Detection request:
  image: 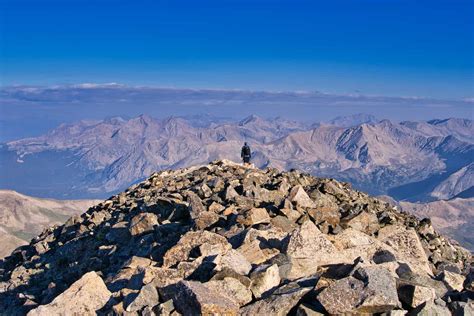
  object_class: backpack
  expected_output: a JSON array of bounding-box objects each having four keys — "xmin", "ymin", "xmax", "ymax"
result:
[{"xmin": 242, "ymin": 145, "xmax": 251, "ymax": 157}]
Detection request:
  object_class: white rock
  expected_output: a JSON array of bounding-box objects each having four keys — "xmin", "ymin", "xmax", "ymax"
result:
[
  {"xmin": 206, "ymin": 277, "xmax": 252, "ymax": 306},
  {"xmin": 250, "ymin": 264, "xmax": 281, "ymax": 298},
  {"xmin": 289, "ymin": 186, "xmax": 316, "ymax": 208},
  {"xmin": 27, "ymin": 272, "xmax": 111, "ymax": 316}
]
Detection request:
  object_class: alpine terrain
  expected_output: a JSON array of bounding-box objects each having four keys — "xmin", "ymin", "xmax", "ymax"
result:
[
  {"xmin": 1, "ymin": 161, "xmax": 473, "ymax": 315},
  {"xmin": 2, "ymin": 115, "xmax": 472, "ymax": 203}
]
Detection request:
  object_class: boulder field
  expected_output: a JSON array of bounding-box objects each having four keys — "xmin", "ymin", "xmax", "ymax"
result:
[{"xmin": 0, "ymin": 160, "xmax": 473, "ymax": 315}]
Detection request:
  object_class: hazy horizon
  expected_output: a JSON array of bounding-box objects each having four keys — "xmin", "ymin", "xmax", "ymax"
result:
[{"xmin": 1, "ymin": 83, "xmax": 472, "ymax": 142}]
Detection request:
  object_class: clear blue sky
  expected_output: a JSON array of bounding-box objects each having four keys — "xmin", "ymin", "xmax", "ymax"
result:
[{"xmin": 0, "ymin": 0, "xmax": 473, "ymax": 98}]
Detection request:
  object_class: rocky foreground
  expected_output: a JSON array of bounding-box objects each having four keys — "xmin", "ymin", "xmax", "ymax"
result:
[{"xmin": 0, "ymin": 160, "xmax": 473, "ymax": 315}]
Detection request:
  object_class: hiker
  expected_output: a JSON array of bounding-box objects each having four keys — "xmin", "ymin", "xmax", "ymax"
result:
[{"xmin": 241, "ymin": 142, "xmax": 251, "ymax": 164}]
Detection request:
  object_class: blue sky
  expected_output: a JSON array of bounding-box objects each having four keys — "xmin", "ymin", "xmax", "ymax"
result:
[{"xmin": 0, "ymin": 0, "xmax": 473, "ymax": 98}]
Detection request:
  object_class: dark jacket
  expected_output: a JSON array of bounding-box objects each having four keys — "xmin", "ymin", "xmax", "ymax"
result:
[{"xmin": 241, "ymin": 145, "xmax": 251, "ymax": 158}]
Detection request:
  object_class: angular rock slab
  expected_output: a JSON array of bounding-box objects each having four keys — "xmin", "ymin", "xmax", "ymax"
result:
[
  {"xmin": 377, "ymin": 225, "xmax": 432, "ymax": 276},
  {"xmin": 163, "ymin": 231, "xmax": 231, "ymax": 267},
  {"xmin": 354, "ymin": 266, "xmax": 401, "ymax": 313},
  {"xmin": 206, "ymin": 277, "xmax": 252, "ymax": 306},
  {"xmin": 125, "ymin": 282, "xmax": 159, "ymax": 312},
  {"xmin": 282, "ymin": 220, "xmax": 336, "ymax": 279},
  {"xmin": 168, "ymin": 281, "xmax": 239, "ymax": 316},
  {"xmin": 412, "ymin": 300, "xmax": 451, "ymax": 316},
  {"xmin": 27, "ymin": 271, "xmax": 111, "ymax": 316},
  {"xmin": 307, "ymin": 190, "xmax": 340, "ymax": 227},
  {"xmin": 317, "ymin": 276, "xmax": 365, "ymax": 314},
  {"xmin": 212, "ymin": 249, "xmax": 252, "ymax": 276},
  {"xmin": 396, "ymin": 265, "xmax": 449, "ymax": 299},
  {"xmin": 241, "ymin": 208, "xmax": 271, "ymax": 226},
  {"xmin": 341, "ymin": 211, "xmax": 379, "ymax": 235},
  {"xmin": 235, "ymin": 227, "xmax": 286, "ymax": 265},
  {"xmin": 194, "ymin": 211, "xmax": 220, "ymax": 230},
  {"xmin": 129, "ymin": 212, "xmax": 159, "ymax": 236},
  {"xmin": 289, "ymin": 185, "xmax": 316, "ymax": 209},
  {"xmin": 250, "ymin": 264, "xmax": 281, "ymax": 298},
  {"xmin": 397, "ymin": 283, "xmax": 436, "ymax": 309},
  {"xmin": 107, "ymin": 256, "xmax": 153, "ymax": 291},
  {"xmin": 241, "ymin": 286, "xmax": 311, "ymax": 316},
  {"xmin": 440, "ymin": 270, "xmax": 464, "ymax": 292}
]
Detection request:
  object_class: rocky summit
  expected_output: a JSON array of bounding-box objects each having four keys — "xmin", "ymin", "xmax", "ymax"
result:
[{"xmin": 1, "ymin": 160, "xmax": 473, "ymax": 316}]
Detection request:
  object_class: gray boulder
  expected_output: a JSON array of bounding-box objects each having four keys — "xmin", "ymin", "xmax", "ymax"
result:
[
  {"xmin": 241, "ymin": 285, "xmax": 311, "ymax": 316},
  {"xmin": 125, "ymin": 283, "xmax": 159, "ymax": 312},
  {"xmin": 250, "ymin": 264, "xmax": 281, "ymax": 298},
  {"xmin": 353, "ymin": 266, "xmax": 401, "ymax": 313},
  {"xmin": 167, "ymin": 281, "xmax": 239, "ymax": 316},
  {"xmin": 27, "ymin": 272, "xmax": 111, "ymax": 316},
  {"xmin": 398, "ymin": 283, "xmax": 436, "ymax": 309},
  {"xmin": 282, "ymin": 220, "xmax": 336, "ymax": 279},
  {"xmin": 317, "ymin": 277, "xmax": 366, "ymax": 314},
  {"xmin": 129, "ymin": 213, "xmax": 159, "ymax": 236},
  {"xmin": 206, "ymin": 277, "xmax": 252, "ymax": 306}
]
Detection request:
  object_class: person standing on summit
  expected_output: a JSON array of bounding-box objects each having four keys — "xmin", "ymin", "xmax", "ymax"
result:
[{"xmin": 241, "ymin": 142, "xmax": 251, "ymax": 165}]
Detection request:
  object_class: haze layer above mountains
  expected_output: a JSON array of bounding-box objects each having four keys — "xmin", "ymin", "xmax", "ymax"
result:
[
  {"xmin": 1, "ymin": 114, "xmax": 472, "ymax": 203},
  {"xmin": 1, "ymin": 85, "xmax": 473, "ymax": 142}
]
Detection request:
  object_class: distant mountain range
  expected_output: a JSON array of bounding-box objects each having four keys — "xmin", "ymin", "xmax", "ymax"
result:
[
  {"xmin": 0, "ymin": 190, "xmax": 99, "ymax": 258},
  {"xmin": 1, "ymin": 114, "xmax": 472, "ymax": 201}
]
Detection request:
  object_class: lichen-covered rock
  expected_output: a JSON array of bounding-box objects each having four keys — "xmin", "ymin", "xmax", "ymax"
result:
[
  {"xmin": 212, "ymin": 249, "xmax": 252, "ymax": 275},
  {"xmin": 241, "ymin": 285, "xmax": 311, "ymax": 316},
  {"xmin": 194, "ymin": 211, "xmax": 219, "ymax": 230},
  {"xmin": 240, "ymin": 208, "xmax": 271, "ymax": 226},
  {"xmin": 317, "ymin": 277, "xmax": 366, "ymax": 314},
  {"xmin": 282, "ymin": 220, "xmax": 336, "ymax": 279},
  {"xmin": 317, "ymin": 265, "xmax": 401, "ymax": 315},
  {"xmin": 27, "ymin": 272, "xmax": 111, "ymax": 316},
  {"xmin": 206, "ymin": 277, "xmax": 252, "ymax": 306},
  {"xmin": 411, "ymin": 300, "xmax": 451, "ymax": 315},
  {"xmin": 271, "ymin": 215, "xmax": 298, "ymax": 232},
  {"xmin": 129, "ymin": 213, "xmax": 159, "ymax": 236},
  {"xmin": 353, "ymin": 266, "xmax": 401, "ymax": 313},
  {"xmin": 377, "ymin": 225, "xmax": 432, "ymax": 276},
  {"xmin": 185, "ymin": 191, "xmax": 206, "ymax": 219},
  {"xmin": 147, "ymin": 267, "xmax": 183, "ymax": 288},
  {"xmin": 163, "ymin": 231, "xmax": 231, "ymax": 267},
  {"xmin": 250, "ymin": 264, "xmax": 281, "ymax": 298},
  {"xmin": 341, "ymin": 211, "xmax": 379, "ymax": 235},
  {"xmin": 397, "ymin": 283, "xmax": 436, "ymax": 309},
  {"xmin": 439, "ymin": 270, "xmax": 465, "ymax": 292},
  {"xmin": 289, "ymin": 185, "xmax": 316, "ymax": 209},
  {"xmin": 124, "ymin": 282, "xmax": 159, "ymax": 312},
  {"xmin": 167, "ymin": 281, "xmax": 239, "ymax": 315}
]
